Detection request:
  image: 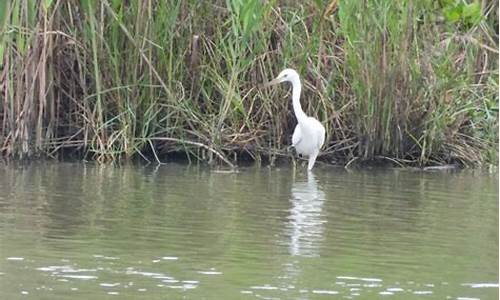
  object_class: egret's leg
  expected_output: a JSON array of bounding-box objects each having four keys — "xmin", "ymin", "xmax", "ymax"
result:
[{"xmin": 307, "ymin": 152, "xmax": 318, "ymax": 171}]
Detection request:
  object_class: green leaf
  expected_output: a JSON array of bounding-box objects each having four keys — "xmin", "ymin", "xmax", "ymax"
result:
[
  {"xmin": 443, "ymin": 5, "xmax": 462, "ymax": 23},
  {"xmin": 312, "ymin": 0, "xmax": 323, "ymax": 10},
  {"xmin": 463, "ymin": 2, "xmax": 482, "ymax": 25},
  {"xmin": 0, "ymin": 1, "xmax": 8, "ymax": 63},
  {"xmin": 28, "ymin": 0, "xmax": 36, "ymax": 25},
  {"xmin": 462, "ymin": 2, "xmax": 480, "ymax": 17},
  {"xmin": 439, "ymin": 0, "xmax": 456, "ymax": 7},
  {"xmin": 43, "ymin": 0, "xmax": 54, "ymax": 11},
  {"xmin": 0, "ymin": 1, "xmax": 7, "ymax": 28}
]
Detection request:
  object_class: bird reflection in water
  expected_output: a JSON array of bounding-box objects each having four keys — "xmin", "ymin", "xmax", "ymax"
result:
[{"xmin": 288, "ymin": 172, "xmax": 326, "ymax": 257}]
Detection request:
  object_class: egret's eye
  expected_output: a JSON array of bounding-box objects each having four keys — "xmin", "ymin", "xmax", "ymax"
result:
[{"xmin": 284, "ymin": 74, "xmax": 288, "ymax": 78}]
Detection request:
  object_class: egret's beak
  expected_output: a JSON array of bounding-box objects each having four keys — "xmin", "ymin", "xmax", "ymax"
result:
[{"xmin": 262, "ymin": 77, "xmax": 281, "ymax": 88}]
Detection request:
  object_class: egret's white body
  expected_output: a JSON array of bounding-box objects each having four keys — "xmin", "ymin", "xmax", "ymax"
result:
[{"xmin": 265, "ymin": 69, "xmax": 325, "ymax": 170}]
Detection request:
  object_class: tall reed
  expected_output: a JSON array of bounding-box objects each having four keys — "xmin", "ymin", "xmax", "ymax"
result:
[{"xmin": 0, "ymin": 0, "xmax": 498, "ymax": 167}]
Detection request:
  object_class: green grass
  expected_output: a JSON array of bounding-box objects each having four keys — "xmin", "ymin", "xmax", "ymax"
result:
[{"xmin": 0, "ymin": 0, "xmax": 498, "ymax": 167}]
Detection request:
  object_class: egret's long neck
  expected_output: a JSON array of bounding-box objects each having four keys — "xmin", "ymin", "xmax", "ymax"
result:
[{"xmin": 291, "ymin": 79, "xmax": 307, "ymax": 123}]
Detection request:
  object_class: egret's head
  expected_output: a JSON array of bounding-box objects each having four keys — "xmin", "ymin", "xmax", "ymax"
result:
[{"xmin": 264, "ymin": 68, "xmax": 300, "ymax": 87}]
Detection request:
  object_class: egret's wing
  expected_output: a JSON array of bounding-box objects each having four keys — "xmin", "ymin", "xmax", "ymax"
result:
[{"xmin": 292, "ymin": 125, "xmax": 302, "ymax": 146}]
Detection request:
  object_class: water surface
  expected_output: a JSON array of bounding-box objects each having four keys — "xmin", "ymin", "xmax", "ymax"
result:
[{"xmin": 0, "ymin": 163, "xmax": 498, "ymax": 299}]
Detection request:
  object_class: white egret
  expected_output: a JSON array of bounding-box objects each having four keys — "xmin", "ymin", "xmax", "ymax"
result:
[{"xmin": 264, "ymin": 69, "xmax": 326, "ymax": 170}]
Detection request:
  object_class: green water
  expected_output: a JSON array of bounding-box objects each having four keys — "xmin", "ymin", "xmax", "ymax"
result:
[{"xmin": 0, "ymin": 163, "xmax": 498, "ymax": 299}]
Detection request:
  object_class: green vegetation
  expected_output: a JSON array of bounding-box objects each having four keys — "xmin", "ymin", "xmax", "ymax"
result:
[{"xmin": 0, "ymin": 0, "xmax": 498, "ymax": 167}]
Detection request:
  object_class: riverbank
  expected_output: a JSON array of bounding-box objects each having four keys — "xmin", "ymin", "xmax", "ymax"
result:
[{"xmin": 1, "ymin": 1, "xmax": 498, "ymax": 167}]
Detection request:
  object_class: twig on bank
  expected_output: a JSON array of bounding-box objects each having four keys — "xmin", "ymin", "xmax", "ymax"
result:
[{"xmin": 137, "ymin": 137, "xmax": 235, "ymax": 169}]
